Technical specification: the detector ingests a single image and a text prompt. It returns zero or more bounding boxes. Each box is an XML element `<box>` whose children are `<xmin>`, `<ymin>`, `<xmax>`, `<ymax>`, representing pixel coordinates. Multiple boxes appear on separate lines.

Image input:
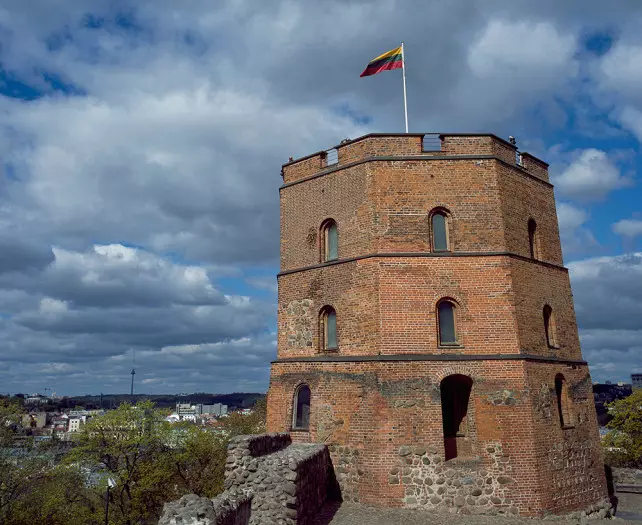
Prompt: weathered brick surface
<box><xmin>269</xmin><ymin>133</ymin><xmax>606</xmax><ymax>517</ymax></box>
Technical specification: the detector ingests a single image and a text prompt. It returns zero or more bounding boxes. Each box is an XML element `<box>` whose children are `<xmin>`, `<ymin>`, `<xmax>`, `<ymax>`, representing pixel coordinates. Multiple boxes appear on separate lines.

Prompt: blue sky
<box><xmin>0</xmin><ymin>1</ymin><xmax>640</xmax><ymax>395</ymax></box>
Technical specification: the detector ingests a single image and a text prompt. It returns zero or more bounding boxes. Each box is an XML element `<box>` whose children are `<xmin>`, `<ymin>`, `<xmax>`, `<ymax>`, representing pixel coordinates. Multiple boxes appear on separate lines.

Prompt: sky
<box><xmin>0</xmin><ymin>1</ymin><xmax>641</xmax><ymax>396</ymax></box>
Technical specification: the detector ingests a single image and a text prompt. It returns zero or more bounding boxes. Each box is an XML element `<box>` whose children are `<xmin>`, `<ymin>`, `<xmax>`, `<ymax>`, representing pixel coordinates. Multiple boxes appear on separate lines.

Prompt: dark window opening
<box><xmin>432</xmin><ymin>212</ymin><xmax>449</xmax><ymax>251</ymax></box>
<box><xmin>320</xmin><ymin>306</ymin><xmax>337</xmax><ymax>351</ymax></box>
<box><xmin>528</xmin><ymin>219</ymin><xmax>539</xmax><ymax>259</ymax></box>
<box><xmin>321</xmin><ymin>220</ymin><xmax>338</xmax><ymax>262</ymax></box>
<box><xmin>543</xmin><ymin>305</ymin><xmax>558</xmax><ymax>348</ymax></box>
<box><xmin>441</xmin><ymin>374</ymin><xmax>473</xmax><ymax>460</ymax></box>
<box><xmin>438</xmin><ymin>301</ymin><xmax>457</xmax><ymax>345</ymax></box>
<box><xmin>555</xmin><ymin>374</ymin><xmax>572</xmax><ymax>428</ymax></box>
<box><xmin>293</xmin><ymin>384</ymin><xmax>311</xmax><ymax>430</ymax></box>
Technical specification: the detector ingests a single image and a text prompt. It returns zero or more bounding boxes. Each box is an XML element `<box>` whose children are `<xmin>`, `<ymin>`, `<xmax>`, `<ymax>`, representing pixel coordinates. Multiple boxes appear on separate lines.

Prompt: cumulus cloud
<box><xmin>612</xmin><ymin>218</ymin><xmax>642</xmax><ymax>238</ymax></box>
<box><xmin>569</xmin><ymin>253</ymin><xmax>642</xmax><ymax>331</ymax></box>
<box><xmin>569</xmin><ymin>253</ymin><xmax>642</xmax><ymax>381</ymax></box>
<box><xmin>553</xmin><ymin>149</ymin><xmax>631</xmax><ymax>201</ymax></box>
<box><xmin>0</xmin><ymin>0</ymin><xmax>641</xmax><ymax>392</ymax></box>
<box><xmin>556</xmin><ymin>202</ymin><xmax>598</xmax><ymax>257</ymax></box>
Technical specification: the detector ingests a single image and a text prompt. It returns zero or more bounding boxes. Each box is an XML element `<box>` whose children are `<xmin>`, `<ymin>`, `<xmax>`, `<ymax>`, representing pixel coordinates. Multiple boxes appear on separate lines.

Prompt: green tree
<box><xmin>5</xmin><ymin>466</ymin><xmax>100</xmax><ymax>525</ymax></box>
<box><xmin>220</xmin><ymin>397</ymin><xmax>267</xmax><ymax>437</ymax></box>
<box><xmin>173</xmin><ymin>426</ymin><xmax>227</xmax><ymax>497</ymax></box>
<box><xmin>171</xmin><ymin>398</ymin><xmax>267</xmax><ymax>498</ymax></box>
<box><xmin>66</xmin><ymin>401</ymin><xmax>180</xmax><ymax>525</ymax></box>
<box><xmin>603</xmin><ymin>388</ymin><xmax>642</xmax><ymax>467</ymax></box>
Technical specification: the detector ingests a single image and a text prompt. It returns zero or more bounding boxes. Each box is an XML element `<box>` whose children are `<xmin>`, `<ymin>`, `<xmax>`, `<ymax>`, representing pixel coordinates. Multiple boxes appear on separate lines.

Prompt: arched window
<box><xmin>555</xmin><ymin>374</ymin><xmax>573</xmax><ymax>428</ymax></box>
<box><xmin>437</xmin><ymin>300</ymin><xmax>458</xmax><ymax>346</ymax></box>
<box><xmin>319</xmin><ymin>306</ymin><xmax>337</xmax><ymax>351</ymax></box>
<box><xmin>320</xmin><ymin>219</ymin><xmax>338</xmax><ymax>262</ymax></box>
<box><xmin>292</xmin><ymin>384</ymin><xmax>311</xmax><ymax>430</ymax></box>
<box><xmin>543</xmin><ymin>305</ymin><xmax>559</xmax><ymax>348</ymax></box>
<box><xmin>441</xmin><ymin>374</ymin><xmax>473</xmax><ymax>460</ymax></box>
<box><xmin>528</xmin><ymin>219</ymin><xmax>540</xmax><ymax>259</ymax></box>
<box><xmin>431</xmin><ymin>210</ymin><xmax>450</xmax><ymax>252</ymax></box>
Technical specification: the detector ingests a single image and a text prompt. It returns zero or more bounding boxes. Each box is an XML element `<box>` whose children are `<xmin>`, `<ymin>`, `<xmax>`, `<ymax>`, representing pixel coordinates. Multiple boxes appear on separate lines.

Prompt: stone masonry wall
<box><xmin>225</xmin><ymin>434</ymin><xmax>333</xmax><ymax>525</ymax></box>
<box><xmin>612</xmin><ymin>468</ymin><xmax>642</xmax><ymax>486</ymax></box>
<box><xmin>159</xmin><ymin>433</ymin><xmax>334</xmax><ymax>525</ymax></box>
<box><xmin>159</xmin><ymin>493</ymin><xmax>252</xmax><ymax>525</ymax></box>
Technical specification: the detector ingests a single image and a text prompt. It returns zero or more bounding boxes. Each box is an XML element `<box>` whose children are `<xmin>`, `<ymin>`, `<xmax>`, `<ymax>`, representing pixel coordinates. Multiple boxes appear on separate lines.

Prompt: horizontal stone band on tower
<box><xmin>277</xmin><ymin>251</ymin><xmax>568</xmax><ymax>277</ymax></box>
<box><xmin>273</xmin><ymin>354</ymin><xmax>588</xmax><ymax>365</ymax></box>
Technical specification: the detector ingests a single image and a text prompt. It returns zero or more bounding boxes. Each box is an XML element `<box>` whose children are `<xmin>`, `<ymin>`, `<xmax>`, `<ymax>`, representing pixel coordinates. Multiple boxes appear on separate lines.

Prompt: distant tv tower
<box><xmin>130</xmin><ymin>350</ymin><xmax>137</xmax><ymax>400</ymax></box>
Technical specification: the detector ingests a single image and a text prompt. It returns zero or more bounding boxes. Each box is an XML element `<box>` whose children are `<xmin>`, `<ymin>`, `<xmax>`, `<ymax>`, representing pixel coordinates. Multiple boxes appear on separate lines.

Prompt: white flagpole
<box><xmin>401</xmin><ymin>42</ymin><xmax>409</xmax><ymax>133</ymax></box>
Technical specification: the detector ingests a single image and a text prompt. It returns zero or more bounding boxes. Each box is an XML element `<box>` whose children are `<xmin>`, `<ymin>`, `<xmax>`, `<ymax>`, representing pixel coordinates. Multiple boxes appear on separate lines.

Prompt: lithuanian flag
<box><xmin>360</xmin><ymin>46</ymin><xmax>403</xmax><ymax>77</ymax></box>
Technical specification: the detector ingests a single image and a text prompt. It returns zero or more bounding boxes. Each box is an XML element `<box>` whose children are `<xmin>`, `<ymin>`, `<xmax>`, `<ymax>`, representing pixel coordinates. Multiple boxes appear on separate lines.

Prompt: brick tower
<box><xmin>267</xmin><ymin>133</ymin><xmax>608</xmax><ymax>516</ymax></box>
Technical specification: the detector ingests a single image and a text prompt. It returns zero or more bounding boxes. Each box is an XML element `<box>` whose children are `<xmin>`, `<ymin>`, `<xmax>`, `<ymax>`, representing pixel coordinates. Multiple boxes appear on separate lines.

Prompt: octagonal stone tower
<box><xmin>266</xmin><ymin>133</ymin><xmax>608</xmax><ymax>516</ymax></box>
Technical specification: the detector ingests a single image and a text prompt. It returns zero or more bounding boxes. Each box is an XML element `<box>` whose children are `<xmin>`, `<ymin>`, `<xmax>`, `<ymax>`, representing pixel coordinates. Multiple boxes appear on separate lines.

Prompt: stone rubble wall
<box><xmin>225</xmin><ymin>433</ymin><xmax>333</xmax><ymax>525</ymax></box>
<box><xmin>159</xmin><ymin>493</ymin><xmax>252</xmax><ymax>525</ymax></box>
<box><xmin>158</xmin><ymin>433</ymin><xmax>334</xmax><ymax>525</ymax></box>
<box><xmin>612</xmin><ymin>467</ymin><xmax>642</xmax><ymax>487</ymax></box>
<box><xmin>389</xmin><ymin>442</ymin><xmax>517</xmax><ymax>515</ymax></box>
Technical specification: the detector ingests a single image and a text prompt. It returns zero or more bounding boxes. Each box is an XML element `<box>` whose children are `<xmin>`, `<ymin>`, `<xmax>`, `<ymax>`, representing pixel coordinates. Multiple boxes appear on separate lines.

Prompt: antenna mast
<box><xmin>130</xmin><ymin>349</ymin><xmax>136</xmax><ymax>400</ymax></box>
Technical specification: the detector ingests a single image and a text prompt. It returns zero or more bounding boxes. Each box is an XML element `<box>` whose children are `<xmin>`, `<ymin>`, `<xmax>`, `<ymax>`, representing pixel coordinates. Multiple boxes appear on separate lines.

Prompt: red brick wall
<box><xmin>280</xmin><ymin>163</ymin><xmax>372</xmax><ymax>272</ymax></box>
<box><xmin>267</xmin><ymin>360</ymin><xmax>542</xmax><ymax>513</ymax></box>
<box><xmin>509</xmin><ymin>260</ymin><xmax>582</xmax><ymax>360</ymax></box>
<box><xmin>524</xmin><ymin>362</ymin><xmax>606</xmax><ymax>514</ymax></box>
<box><xmin>279</xmin><ymin>256</ymin><xmax>521</xmax><ymax>358</ymax></box>
<box><xmin>278</xmin><ymin>259</ymin><xmax>380</xmax><ymax>357</ymax></box>
<box><xmin>497</xmin><ymin>164</ymin><xmax>562</xmax><ymax>264</ymax></box>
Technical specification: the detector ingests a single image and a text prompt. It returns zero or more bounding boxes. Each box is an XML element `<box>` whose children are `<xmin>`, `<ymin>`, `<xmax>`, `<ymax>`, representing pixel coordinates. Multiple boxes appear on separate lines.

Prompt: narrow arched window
<box><xmin>431</xmin><ymin>211</ymin><xmax>449</xmax><ymax>251</ymax></box>
<box><xmin>438</xmin><ymin>300</ymin><xmax>458</xmax><ymax>346</ymax></box>
<box><xmin>319</xmin><ymin>306</ymin><xmax>337</xmax><ymax>351</ymax></box>
<box><xmin>441</xmin><ymin>374</ymin><xmax>473</xmax><ymax>460</ymax></box>
<box><xmin>555</xmin><ymin>374</ymin><xmax>572</xmax><ymax>428</ymax></box>
<box><xmin>528</xmin><ymin>219</ymin><xmax>540</xmax><ymax>259</ymax></box>
<box><xmin>293</xmin><ymin>384</ymin><xmax>311</xmax><ymax>430</ymax></box>
<box><xmin>543</xmin><ymin>305</ymin><xmax>558</xmax><ymax>348</ymax></box>
<box><xmin>320</xmin><ymin>219</ymin><xmax>338</xmax><ymax>262</ymax></box>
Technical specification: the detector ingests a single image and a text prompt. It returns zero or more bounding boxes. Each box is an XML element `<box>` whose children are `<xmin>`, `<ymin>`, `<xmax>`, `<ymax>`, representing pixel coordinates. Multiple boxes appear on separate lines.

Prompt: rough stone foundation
<box><xmin>390</xmin><ymin>442</ymin><xmax>517</xmax><ymax>514</ymax></box>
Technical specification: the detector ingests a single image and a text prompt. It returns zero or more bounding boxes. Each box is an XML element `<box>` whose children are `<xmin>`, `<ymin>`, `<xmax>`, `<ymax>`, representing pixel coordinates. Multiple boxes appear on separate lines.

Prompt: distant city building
<box><xmin>593</xmin><ymin>382</ymin><xmax>633</xmax><ymax>426</ymax></box>
<box><xmin>69</xmin><ymin>416</ymin><xmax>85</xmax><ymax>432</ymax></box>
<box><xmin>632</xmin><ymin>374</ymin><xmax>642</xmax><ymax>389</ymax></box>
<box><xmin>52</xmin><ymin>414</ymin><xmax>69</xmax><ymax>432</ymax></box>
<box><xmin>197</xmin><ymin>403</ymin><xmax>228</xmax><ymax>417</ymax></box>
<box><xmin>24</xmin><ymin>394</ymin><xmax>49</xmax><ymax>405</ymax></box>
<box><xmin>174</xmin><ymin>402</ymin><xmax>228</xmax><ymax>421</ymax></box>
<box><xmin>69</xmin><ymin>409</ymin><xmax>104</xmax><ymax>417</ymax></box>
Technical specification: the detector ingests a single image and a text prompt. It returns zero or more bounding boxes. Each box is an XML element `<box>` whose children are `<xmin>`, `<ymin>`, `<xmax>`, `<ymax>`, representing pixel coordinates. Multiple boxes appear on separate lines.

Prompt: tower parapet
<box><xmin>282</xmin><ymin>133</ymin><xmax>549</xmax><ymax>185</ymax></box>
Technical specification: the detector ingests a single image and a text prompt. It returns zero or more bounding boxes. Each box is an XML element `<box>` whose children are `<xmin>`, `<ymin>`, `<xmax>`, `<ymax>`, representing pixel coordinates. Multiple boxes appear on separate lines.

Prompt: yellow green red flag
<box><xmin>360</xmin><ymin>46</ymin><xmax>403</xmax><ymax>77</ymax></box>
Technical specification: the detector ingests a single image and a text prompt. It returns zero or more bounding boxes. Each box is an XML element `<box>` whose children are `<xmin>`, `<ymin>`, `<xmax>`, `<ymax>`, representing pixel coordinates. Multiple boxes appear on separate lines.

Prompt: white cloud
<box><xmin>599</xmin><ymin>43</ymin><xmax>642</xmax><ymax>107</ymax></box>
<box><xmin>612</xmin><ymin>218</ymin><xmax>642</xmax><ymax>238</ymax></box>
<box><xmin>556</xmin><ymin>202</ymin><xmax>598</xmax><ymax>257</ymax></box>
<box><xmin>39</xmin><ymin>297</ymin><xmax>69</xmax><ymax>315</ymax></box>
<box><xmin>569</xmin><ymin>254</ymin><xmax>642</xmax><ymax>382</ymax></box>
<box><xmin>468</xmin><ymin>20</ymin><xmax>577</xmax><ymax>80</ymax></box>
<box><xmin>554</xmin><ymin>149</ymin><xmax>631</xmax><ymax>201</ymax></box>
<box><xmin>557</xmin><ymin>202</ymin><xmax>589</xmax><ymax>232</ymax></box>
<box><xmin>452</xmin><ymin>19</ymin><xmax>578</xmax><ymax>127</ymax></box>
<box><xmin>596</xmin><ymin>40</ymin><xmax>642</xmax><ymax>144</ymax></box>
